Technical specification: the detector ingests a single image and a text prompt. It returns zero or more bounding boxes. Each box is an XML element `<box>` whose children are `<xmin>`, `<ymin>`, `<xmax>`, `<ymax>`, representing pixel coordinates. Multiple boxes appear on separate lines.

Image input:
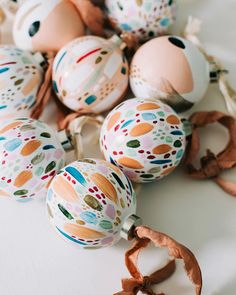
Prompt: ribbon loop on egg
<box><xmin>64</xmin><ymin>115</ymin><xmax>104</xmax><ymax>160</ymax></box>
<box><xmin>115</xmin><ymin>226</ymin><xmax>202</xmax><ymax>295</ymax></box>
<box><xmin>185</xmin><ymin>111</ymin><xmax>236</xmax><ymax>196</ymax></box>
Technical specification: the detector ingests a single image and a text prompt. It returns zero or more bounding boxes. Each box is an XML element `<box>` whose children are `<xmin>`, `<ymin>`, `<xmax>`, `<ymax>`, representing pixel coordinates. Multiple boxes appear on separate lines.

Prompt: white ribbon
<box><xmin>68</xmin><ymin>115</ymin><xmax>104</xmax><ymax>160</ymax></box>
<box><xmin>183</xmin><ymin>16</ymin><xmax>236</xmax><ymax>118</ymax></box>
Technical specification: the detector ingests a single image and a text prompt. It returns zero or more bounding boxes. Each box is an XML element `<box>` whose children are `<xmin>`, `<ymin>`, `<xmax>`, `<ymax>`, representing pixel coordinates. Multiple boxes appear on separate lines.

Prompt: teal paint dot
<box><xmin>121</xmin><ymin>67</ymin><xmax>127</xmax><ymax>75</ymax></box>
<box><xmin>35</xmin><ymin>167</ymin><xmax>44</xmax><ymax>176</ymax></box>
<box><xmin>85</xmin><ymin>95</ymin><xmax>97</xmax><ymax>105</ymax></box>
<box><xmin>160</xmin><ymin>18</ymin><xmax>170</xmax><ymax>27</ymax></box>
<box><xmin>157</xmin><ymin>111</ymin><xmax>165</xmax><ymax>117</ymax></box>
<box><xmin>176</xmin><ymin>149</ymin><xmax>184</xmax><ymax>159</ymax></box>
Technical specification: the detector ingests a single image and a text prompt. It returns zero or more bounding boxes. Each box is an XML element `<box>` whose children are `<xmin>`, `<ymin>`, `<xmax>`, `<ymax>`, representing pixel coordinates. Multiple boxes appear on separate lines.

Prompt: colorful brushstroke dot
<box><xmin>47</xmin><ymin>159</ymin><xmax>136</xmax><ymax>249</ymax></box>
<box><xmin>0</xmin><ymin>45</ymin><xmax>43</xmax><ymax>123</ymax></box>
<box><xmin>105</xmin><ymin>0</ymin><xmax>176</xmax><ymax>42</ymax></box>
<box><xmin>0</xmin><ymin>118</ymin><xmax>65</xmax><ymax>201</ymax></box>
<box><xmin>100</xmin><ymin>98</ymin><xmax>186</xmax><ymax>183</ymax></box>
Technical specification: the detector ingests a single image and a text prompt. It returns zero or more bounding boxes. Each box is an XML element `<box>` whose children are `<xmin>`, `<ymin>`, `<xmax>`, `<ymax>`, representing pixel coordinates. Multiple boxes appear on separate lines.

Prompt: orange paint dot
<box><xmin>130</xmin><ymin>123</ymin><xmax>153</xmax><ymax>136</ymax></box>
<box><xmin>118</xmin><ymin>157</ymin><xmax>144</xmax><ymax>169</ymax></box>
<box><xmin>166</xmin><ymin>115</ymin><xmax>181</xmax><ymax>125</ymax></box>
<box><xmin>91</xmin><ymin>173</ymin><xmax>118</xmax><ymax>204</ymax></box>
<box><xmin>14</xmin><ymin>171</ymin><xmax>33</xmax><ymax>187</ymax></box>
<box><xmin>64</xmin><ymin>224</ymin><xmax>105</xmax><ymax>239</ymax></box>
<box><xmin>137</xmin><ymin>102</ymin><xmax>160</xmax><ymax>111</ymax></box>
<box><xmin>107</xmin><ymin>112</ymin><xmax>121</xmax><ymax>131</ymax></box>
<box><xmin>152</xmin><ymin>144</ymin><xmax>172</xmax><ymax>155</ymax></box>
<box><xmin>20</xmin><ymin>140</ymin><xmax>41</xmax><ymax>156</ymax></box>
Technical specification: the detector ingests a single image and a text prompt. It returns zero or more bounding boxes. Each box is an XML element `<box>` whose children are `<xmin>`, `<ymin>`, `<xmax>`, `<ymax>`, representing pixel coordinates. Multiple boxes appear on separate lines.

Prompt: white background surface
<box><xmin>1</xmin><ymin>0</ymin><xmax>236</xmax><ymax>294</ymax></box>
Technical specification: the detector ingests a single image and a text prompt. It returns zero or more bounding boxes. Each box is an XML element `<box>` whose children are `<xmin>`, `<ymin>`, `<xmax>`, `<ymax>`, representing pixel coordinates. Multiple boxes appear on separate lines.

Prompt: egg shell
<box><xmin>13</xmin><ymin>0</ymin><xmax>85</xmax><ymax>52</ymax></box>
<box><xmin>0</xmin><ymin>118</ymin><xmax>65</xmax><ymax>201</ymax></box>
<box><xmin>0</xmin><ymin>45</ymin><xmax>43</xmax><ymax>123</ymax></box>
<box><xmin>130</xmin><ymin>36</ymin><xmax>210</xmax><ymax>112</ymax></box>
<box><xmin>52</xmin><ymin>35</ymin><xmax>129</xmax><ymax>114</ymax></box>
<box><xmin>100</xmin><ymin>98</ymin><xmax>186</xmax><ymax>183</ymax></box>
<box><xmin>105</xmin><ymin>0</ymin><xmax>176</xmax><ymax>42</ymax></box>
<box><xmin>47</xmin><ymin>159</ymin><xmax>136</xmax><ymax>249</ymax></box>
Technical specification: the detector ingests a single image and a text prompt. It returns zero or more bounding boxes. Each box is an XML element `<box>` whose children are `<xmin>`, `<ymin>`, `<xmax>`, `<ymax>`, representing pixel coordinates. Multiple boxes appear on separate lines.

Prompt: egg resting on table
<box><xmin>130</xmin><ymin>36</ymin><xmax>210</xmax><ymax>112</ymax></box>
<box><xmin>47</xmin><ymin>159</ymin><xmax>136</xmax><ymax>249</ymax></box>
<box><xmin>100</xmin><ymin>98</ymin><xmax>186</xmax><ymax>183</ymax></box>
<box><xmin>0</xmin><ymin>118</ymin><xmax>65</xmax><ymax>201</ymax></box>
<box><xmin>105</xmin><ymin>0</ymin><xmax>176</xmax><ymax>42</ymax></box>
<box><xmin>52</xmin><ymin>35</ymin><xmax>129</xmax><ymax>114</ymax></box>
<box><xmin>0</xmin><ymin>45</ymin><xmax>43</xmax><ymax>123</ymax></box>
<box><xmin>13</xmin><ymin>0</ymin><xmax>85</xmax><ymax>52</ymax></box>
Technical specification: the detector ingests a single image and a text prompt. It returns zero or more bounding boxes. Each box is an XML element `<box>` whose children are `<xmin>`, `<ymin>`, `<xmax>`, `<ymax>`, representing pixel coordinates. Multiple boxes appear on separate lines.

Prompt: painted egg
<box><xmin>0</xmin><ymin>45</ymin><xmax>44</xmax><ymax>123</ymax></box>
<box><xmin>52</xmin><ymin>35</ymin><xmax>129</xmax><ymax>114</ymax></box>
<box><xmin>0</xmin><ymin>118</ymin><xmax>65</xmax><ymax>201</ymax></box>
<box><xmin>105</xmin><ymin>0</ymin><xmax>176</xmax><ymax>42</ymax></box>
<box><xmin>3</xmin><ymin>0</ymin><xmax>26</xmax><ymax>13</ymax></box>
<box><xmin>13</xmin><ymin>0</ymin><xmax>85</xmax><ymax>52</ymax></box>
<box><xmin>130</xmin><ymin>36</ymin><xmax>210</xmax><ymax>112</ymax></box>
<box><xmin>47</xmin><ymin>159</ymin><xmax>136</xmax><ymax>249</ymax></box>
<box><xmin>100</xmin><ymin>98</ymin><xmax>186</xmax><ymax>183</ymax></box>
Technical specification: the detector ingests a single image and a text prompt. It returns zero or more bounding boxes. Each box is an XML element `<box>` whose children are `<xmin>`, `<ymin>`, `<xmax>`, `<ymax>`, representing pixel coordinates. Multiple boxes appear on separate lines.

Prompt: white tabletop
<box><xmin>1</xmin><ymin>1</ymin><xmax>236</xmax><ymax>294</ymax></box>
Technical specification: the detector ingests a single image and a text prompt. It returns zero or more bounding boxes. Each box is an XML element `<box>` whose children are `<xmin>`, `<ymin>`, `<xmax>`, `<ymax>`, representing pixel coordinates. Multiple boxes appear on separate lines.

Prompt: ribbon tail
<box><xmin>31</xmin><ymin>55</ymin><xmax>54</xmax><ymax>119</ymax></box>
<box><xmin>215</xmin><ymin>177</ymin><xmax>236</xmax><ymax>197</ymax></box>
<box><xmin>183</xmin><ymin>16</ymin><xmax>203</xmax><ymax>48</ymax></box>
<box><xmin>219</xmin><ymin>75</ymin><xmax>236</xmax><ymax>118</ymax></box>
<box><xmin>70</xmin><ymin>0</ymin><xmax>105</xmax><ymax>36</ymax></box>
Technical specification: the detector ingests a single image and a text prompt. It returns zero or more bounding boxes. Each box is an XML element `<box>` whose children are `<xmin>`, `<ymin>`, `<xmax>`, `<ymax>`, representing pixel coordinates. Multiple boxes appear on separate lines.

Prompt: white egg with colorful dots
<box><xmin>130</xmin><ymin>36</ymin><xmax>210</xmax><ymax>112</ymax></box>
<box><xmin>100</xmin><ymin>98</ymin><xmax>186</xmax><ymax>183</ymax></box>
<box><xmin>0</xmin><ymin>118</ymin><xmax>65</xmax><ymax>201</ymax></box>
<box><xmin>0</xmin><ymin>45</ymin><xmax>43</xmax><ymax>123</ymax></box>
<box><xmin>52</xmin><ymin>35</ymin><xmax>129</xmax><ymax>114</ymax></box>
<box><xmin>105</xmin><ymin>0</ymin><xmax>176</xmax><ymax>42</ymax></box>
<box><xmin>47</xmin><ymin>159</ymin><xmax>136</xmax><ymax>249</ymax></box>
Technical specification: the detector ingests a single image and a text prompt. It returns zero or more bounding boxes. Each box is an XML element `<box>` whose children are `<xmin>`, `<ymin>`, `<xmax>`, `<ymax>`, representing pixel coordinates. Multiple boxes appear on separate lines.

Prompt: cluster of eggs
<box><xmin>0</xmin><ymin>0</ymin><xmax>213</xmax><ymax>249</ymax></box>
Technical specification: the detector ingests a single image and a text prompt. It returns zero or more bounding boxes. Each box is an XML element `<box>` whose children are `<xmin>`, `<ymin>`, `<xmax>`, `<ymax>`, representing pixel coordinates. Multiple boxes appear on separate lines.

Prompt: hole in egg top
<box><xmin>52</xmin><ymin>35</ymin><xmax>129</xmax><ymax>114</ymax></box>
<box><xmin>0</xmin><ymin>118</ymin><xmax>65</xmax><ymax>201</ymax></box>
<box><xmin>13</xmin><ymin>0</ymin><xmax>85</xmax><ymax>52</ymax></box>
<box><xmin>100</xmin><ymin>98</ymin><xmax>186</xmax><ymax>183</ymax></box>
<box><xmin>47</xmin><ymin>159</ymin><xmax>136</xmax><ymax>249</ymax></box>
<box><xmin>130</xmin><ymin>36</ymin><xmax>210</xmax><ymax>112</ymax></box>
<box><xmin>0</xmin><ymin>45</ymin><xmax>43</xmax><ymax>123</ymax></box>
<box><xmin>105</xmin><ymin>0</ymin><xmax>177</xmax><ymax>42</ymax></box>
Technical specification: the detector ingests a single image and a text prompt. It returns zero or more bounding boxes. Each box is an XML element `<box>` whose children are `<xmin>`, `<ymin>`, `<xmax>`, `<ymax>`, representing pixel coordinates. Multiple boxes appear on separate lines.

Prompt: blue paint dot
<box><xmin>121</xmin><ymin>120</ymin><xmax>134</xmax><ymax>129</ymax></box>
<box><xmin>43</xmin><ymin>145</ymin><xmax>55</xmax><ymax>150</ymax></box>
<box><xmin>4</xmin><ymin>138</ymin><xmax>22</xmax><ymax>152</ymax></box>
<box><xmin>53</xmin><ymin>81</ymin><xmax>59</xmax><ymax>93</ymax></box>
<box><xmin>160</xmin><ymin>18</ymin><xmax>170</xmax><ymax>27</ymax></box>
<box><xmin>0</xmin><ymin>67</ymin><xmax>9</xmax><ymax>74</ymax></box>
<box><xmin>80</xmin><ymin>211</ymin><xmax>98</xmax><ymax>224</ymax></box>
<box><xmin>120</xmin><ymin>23</ymin><xmax>132</xmax><ymax>31</ymax></box>
<box><xmin>0</xmin><ymin>105</ymin><xmax>7</xmax><ymax>110</ymax></box>
<box><xmin>142</xmin><ymin>113</ymin><xmax>157</xmax><ymax>121</ymax></box>
<box><xmin>65</xmin><ymin>166</ymin><xmax>86</xmax><ymax>185</ymax></box>
<box><xmin>85</xmin><ymin>95</ymin><xmax>97</xmax><ymax>105</ymax></box>
<box><xmin>171</xmin><ymin>130</ymin><xmax>184</xmax><ymax>136</ymax></box>
<box><xmin>150</xmin><ymin>159</ymin><xmax>172</xmax><ymax>165</ymax></box>
<box><xmin>56</xmin><ymin>227</ymin><xmax>87</xmax><ymax>245</ymax></box>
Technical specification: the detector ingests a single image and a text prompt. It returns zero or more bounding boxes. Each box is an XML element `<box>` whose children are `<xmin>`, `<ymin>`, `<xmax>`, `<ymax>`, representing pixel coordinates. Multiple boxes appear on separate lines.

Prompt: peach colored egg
<box><xmin>13</xmin><ymin>0</ymin><xmax>85</xmax><ymax>52</ymax></box>
<box><xmin>130</xmin><ymin>36</ymin><xmax>210</xmax><ymax>112</ymax></box>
